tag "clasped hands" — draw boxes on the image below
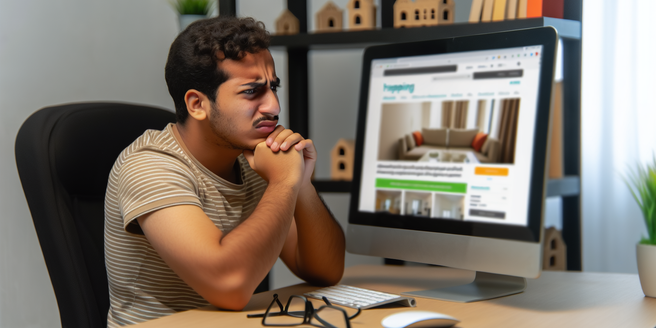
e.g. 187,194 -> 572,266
243,126 -> 316,189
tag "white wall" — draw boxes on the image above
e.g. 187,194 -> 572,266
0,1 -> 187,326
378,102 -> 424,160
466,102 -> 478,129
429,101 -> 441,128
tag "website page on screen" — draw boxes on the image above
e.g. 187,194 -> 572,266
358,46 -> 543,226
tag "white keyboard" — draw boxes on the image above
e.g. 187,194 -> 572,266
305,285 -> 417,309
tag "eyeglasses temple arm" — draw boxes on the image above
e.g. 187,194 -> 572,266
348,307 -> 362,320
322,296 -> 332,306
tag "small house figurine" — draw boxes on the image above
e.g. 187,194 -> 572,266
316,1 -> 344,33
394,0 -> 455,28
347,0 -> 376,31
275,9 -> 300,35
331,139 -> 356,181
542,227 -> 567,271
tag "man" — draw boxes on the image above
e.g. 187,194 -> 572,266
104,16 -> 346,327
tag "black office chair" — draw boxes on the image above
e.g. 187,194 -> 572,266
15,102 -> 176,328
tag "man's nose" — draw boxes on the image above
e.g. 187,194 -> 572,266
258,88 -> 280,116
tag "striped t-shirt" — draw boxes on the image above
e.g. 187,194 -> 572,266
104,123 -> 267,327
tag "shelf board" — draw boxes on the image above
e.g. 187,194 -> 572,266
271,18 -> 580,50
313,176 -> 580,197
312,180 -> 352,193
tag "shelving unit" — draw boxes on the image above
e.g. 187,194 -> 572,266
219,0 -> 583,271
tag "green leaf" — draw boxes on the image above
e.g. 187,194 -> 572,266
623,155 -> 656,244
170,0 -> 214,15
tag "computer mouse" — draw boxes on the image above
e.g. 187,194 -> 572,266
381,310 -> 460,328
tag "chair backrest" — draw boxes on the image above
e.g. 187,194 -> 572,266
15,102 -> 176,328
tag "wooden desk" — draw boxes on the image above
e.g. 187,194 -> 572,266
131,265 -> 656,328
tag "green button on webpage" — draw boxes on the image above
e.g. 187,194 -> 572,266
375,178 -> 467,193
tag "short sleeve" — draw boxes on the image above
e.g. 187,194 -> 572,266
117,150 -> 202,234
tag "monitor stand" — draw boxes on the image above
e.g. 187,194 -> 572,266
402,271 -> 526,303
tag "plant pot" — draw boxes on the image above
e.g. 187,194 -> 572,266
637,243 -> 656,298
179,14 -> 206,32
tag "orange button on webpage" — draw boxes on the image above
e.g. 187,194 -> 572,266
475,167 -> 509,176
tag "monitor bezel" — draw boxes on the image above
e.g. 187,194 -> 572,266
348,27 -> 557,243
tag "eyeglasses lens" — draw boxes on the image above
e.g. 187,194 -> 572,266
263,296 -> 306,325
314,307 -> 349,328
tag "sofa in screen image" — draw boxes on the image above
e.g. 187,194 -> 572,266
377,98 -> 520,164
398,128 -> 500,163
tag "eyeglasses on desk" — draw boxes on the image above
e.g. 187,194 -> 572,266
247,293 -> 361,328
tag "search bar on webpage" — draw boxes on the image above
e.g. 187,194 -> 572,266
432,74 -> 472,81
384,65 -> 457,77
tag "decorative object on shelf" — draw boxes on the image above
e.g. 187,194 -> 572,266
482,0 -> 494,22
316,1 -> 344,33
492,0 -> 507,21
171,0 -> 214,32
394,0 -> 455,28
625,157 -> 656,298
506,0 -> 518,19
331,139 -> 356,181
275,9 -> 300,35
517,0 -> 528,18
347,0 -> 376,31
470,0 -> 527,23
542,227 -> 567,271
469,0 -> 483,23
548,82 -> 564,178
526,0 -> 563,19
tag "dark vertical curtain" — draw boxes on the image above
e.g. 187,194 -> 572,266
498,98 -> 520,163
477,100 -> 487,132
454,100 -> 469,129
441,101 -> 453,128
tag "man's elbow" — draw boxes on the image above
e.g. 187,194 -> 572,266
202,274 -> 255,310
207,292 -> 251,311
305,267 -> 344,287
323,270 -> 344,286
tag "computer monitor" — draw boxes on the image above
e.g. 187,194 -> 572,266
346,27 -> 558,302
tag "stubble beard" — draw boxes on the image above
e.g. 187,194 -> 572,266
209,101 -> 253,151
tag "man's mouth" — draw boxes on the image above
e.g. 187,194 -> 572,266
254,120 -> 277,134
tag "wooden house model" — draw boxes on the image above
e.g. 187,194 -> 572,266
315,1 -> 344,33
275,9 -> 300,35
346,0 -> 376,31
331,139 -> 356,180
542,227 -> 567,271
394,0 -> 455,28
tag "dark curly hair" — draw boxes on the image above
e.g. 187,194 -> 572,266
165,16 -> 270,123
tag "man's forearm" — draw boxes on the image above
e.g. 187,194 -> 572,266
292,183 -> 346,286
219,182 -> 299,290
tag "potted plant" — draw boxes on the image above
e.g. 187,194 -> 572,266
625,157 -> 656,297
171,0 -> 215,31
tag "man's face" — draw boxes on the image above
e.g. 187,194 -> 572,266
208,50 -> 280,150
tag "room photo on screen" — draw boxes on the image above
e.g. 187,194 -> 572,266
378,98 -> 520,165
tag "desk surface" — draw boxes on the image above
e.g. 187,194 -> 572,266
131,265 -> 656,328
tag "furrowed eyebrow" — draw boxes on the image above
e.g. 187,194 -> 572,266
240,81 -> 267,88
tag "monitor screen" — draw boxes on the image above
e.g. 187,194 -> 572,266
359,46 -> 543,227
348,28 -> 557,264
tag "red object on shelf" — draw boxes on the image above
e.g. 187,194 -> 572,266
526,0 -> 563,19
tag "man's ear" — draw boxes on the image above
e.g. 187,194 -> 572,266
184,89 -> 211,121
